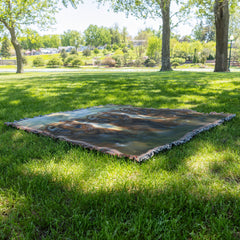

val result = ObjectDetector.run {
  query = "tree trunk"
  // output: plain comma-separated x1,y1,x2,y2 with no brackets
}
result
160,0,172,71
9,27,24,73
214,0,229,72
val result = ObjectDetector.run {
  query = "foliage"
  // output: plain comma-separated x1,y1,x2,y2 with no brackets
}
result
114,49,124,56
170,57,185,64
0,0,59,31
121,26,129,44
41,34,61,48
123,53,131,66
170,39,216,61
134,28,154,43
112,43,119,51
64,55,76,66
112,55,124,67
82,49,91,57
103,49,108,55
70,48,78,55
61,30,83,49
171,61,180,68
94,48,100,54
0,37,11,59
60,49,68,60
122,47,128,53
102,57,116,67
47,57,63,68
144,58,157,67
19,29,42,51
146,36,161,63
106,44,112,51
22,56,28,65
133,58,144,67
229,5,240,40
71,57,83,67
33,56,45,67
135,45,146,59
84,25,111,47
109,24,121,45
64,55,83,67
193,20,215,42
94,58,101,66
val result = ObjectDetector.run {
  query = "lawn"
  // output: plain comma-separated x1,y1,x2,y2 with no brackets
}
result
0,71,239,239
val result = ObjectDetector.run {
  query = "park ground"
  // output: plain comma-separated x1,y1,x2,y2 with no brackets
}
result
0,71,240,239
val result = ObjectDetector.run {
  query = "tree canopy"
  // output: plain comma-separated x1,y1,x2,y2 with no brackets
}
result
84,25,111,47
61,30,83,49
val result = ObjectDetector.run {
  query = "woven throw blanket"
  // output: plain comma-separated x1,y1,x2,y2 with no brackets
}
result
5,105,235,162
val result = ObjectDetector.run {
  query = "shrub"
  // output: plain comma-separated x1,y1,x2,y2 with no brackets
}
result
114,49,124,55
171,62,180,68
200,56,207,64
106,44,112,51
70,48,78,55
129,43,134,50
82,49,91,57
94,48,99,54
47,57,62,68
64,56,83,67
33,56,45,67
144,58,156,67
71,57,83,67
94,58,101,66
60,49,68,60
64,56,75,66
133,58,143,67
102,57,116,67
112,44,119,51
170,58,185,65
112,55,123,67
123,53,130,67
122,47,128,53
103,49,108,55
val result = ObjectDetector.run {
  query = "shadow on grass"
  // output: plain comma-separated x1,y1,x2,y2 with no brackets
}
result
1,144,240,239
0,71,240,239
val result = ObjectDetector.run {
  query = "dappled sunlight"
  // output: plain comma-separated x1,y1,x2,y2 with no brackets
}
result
0,193,12,222
0,71,239,239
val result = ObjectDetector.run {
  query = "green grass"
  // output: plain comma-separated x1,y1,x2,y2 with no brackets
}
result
0,71,239,239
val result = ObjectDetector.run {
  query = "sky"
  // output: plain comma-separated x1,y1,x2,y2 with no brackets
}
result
40,1,195,37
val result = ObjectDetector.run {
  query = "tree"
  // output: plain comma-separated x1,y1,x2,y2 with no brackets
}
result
134,28,154,45
109,24,121,45
188,0,239,72
61,30,83,49
40,34,61,48
0,0,82,73
193,21,215,42
146,36,162,63
96,0,177,71
84,25,111,47
159,0,172,71
121,27,129,44
214,0,229,71
1,36,11,59
20,29,42,51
